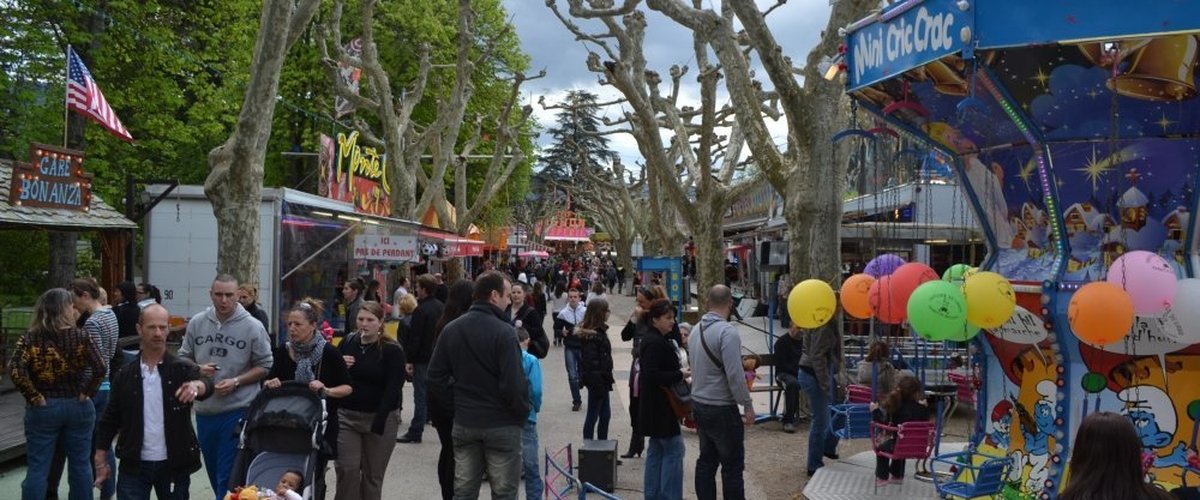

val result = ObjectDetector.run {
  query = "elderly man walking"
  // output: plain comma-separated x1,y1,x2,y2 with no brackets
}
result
94,304,211,499
689,285,755,500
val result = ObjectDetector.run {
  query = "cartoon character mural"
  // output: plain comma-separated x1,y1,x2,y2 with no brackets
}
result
980,293,1063,499
1118,385,1191,471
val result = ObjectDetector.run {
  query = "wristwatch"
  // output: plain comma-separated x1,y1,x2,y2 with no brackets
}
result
233,377,240,388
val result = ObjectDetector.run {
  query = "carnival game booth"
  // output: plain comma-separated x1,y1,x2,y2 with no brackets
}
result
835,1,1200,497
143,185,478,341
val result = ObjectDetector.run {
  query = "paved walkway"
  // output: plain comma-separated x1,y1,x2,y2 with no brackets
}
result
0,292,785,499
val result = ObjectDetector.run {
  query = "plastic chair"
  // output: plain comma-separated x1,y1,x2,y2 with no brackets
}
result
947,372,978,414
846,384,874,404
929,450,1012,499
871,420,936,493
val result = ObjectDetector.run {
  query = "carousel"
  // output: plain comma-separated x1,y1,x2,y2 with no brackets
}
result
795,1,1200,498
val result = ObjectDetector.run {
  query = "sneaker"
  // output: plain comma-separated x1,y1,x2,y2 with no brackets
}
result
572,403,581,411
889,476,904,485
875,478,890,488
396,434,421,444
782,422,797,433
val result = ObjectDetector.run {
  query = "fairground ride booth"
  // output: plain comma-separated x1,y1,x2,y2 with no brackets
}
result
842,0,1200,497
143,185,476,341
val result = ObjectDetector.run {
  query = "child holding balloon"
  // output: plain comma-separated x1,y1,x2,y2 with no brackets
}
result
870,374,930,486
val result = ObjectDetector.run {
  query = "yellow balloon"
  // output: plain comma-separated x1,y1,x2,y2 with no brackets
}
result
788,279,837,328
962,271,1017,329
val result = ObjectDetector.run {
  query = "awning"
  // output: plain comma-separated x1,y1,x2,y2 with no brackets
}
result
725,244,753,253
417,229,486,257
544,225,592,242
519,250,550,258
0,160,136,231
842,184,916,220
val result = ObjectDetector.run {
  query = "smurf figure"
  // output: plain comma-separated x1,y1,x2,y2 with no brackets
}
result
986,400,1014,449
1118,385,1191,469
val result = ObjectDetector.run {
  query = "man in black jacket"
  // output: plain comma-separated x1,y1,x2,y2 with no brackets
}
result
398,274,445,444
428,271,530,500
94,304,212,499
773,326,807,433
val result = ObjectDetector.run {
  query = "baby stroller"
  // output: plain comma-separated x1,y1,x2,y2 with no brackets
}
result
228,381,327,499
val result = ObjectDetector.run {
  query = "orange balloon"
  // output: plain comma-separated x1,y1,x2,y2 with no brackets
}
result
1068,281,1135,346
870,275,906,324
841,273,876,319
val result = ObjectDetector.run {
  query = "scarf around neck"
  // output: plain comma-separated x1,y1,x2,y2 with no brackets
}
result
289,333,327,383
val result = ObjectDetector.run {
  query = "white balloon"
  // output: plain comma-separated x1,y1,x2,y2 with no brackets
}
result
1168,279,1200,344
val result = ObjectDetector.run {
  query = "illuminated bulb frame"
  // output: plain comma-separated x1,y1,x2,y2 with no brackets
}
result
979,68,1072,496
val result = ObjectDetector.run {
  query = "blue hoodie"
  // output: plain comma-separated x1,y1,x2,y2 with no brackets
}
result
522,350,543,423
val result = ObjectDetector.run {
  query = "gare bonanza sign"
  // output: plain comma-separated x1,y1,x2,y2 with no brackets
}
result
848,0,964,90
8,144,93,211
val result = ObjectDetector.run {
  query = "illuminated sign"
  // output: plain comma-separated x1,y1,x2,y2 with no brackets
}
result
7,143,93,212
319,132,390,216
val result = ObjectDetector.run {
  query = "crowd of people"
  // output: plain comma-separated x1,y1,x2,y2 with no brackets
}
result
10,262,1172,500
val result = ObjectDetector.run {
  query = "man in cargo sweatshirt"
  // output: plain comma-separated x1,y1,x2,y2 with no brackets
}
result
689,285,755,500
178,274,274,499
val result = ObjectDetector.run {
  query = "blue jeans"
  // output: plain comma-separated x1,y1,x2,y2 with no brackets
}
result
692,403,745,500
407,363,429,438
644,434,685,500
583,388,611,440
521,421,542,500
116,460,190,500
93,389,117,499
776,373,803,424
564,347,582,406
798,370,840,473
451,423,523,500
197,407,246,500
23,397,95,500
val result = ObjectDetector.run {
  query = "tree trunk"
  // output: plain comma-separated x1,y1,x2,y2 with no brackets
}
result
204,0,317,282
445,257,465,282
692,204,724,311
48,232,78,287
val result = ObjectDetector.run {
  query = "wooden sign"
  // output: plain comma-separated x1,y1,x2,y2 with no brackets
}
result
8,143,93,212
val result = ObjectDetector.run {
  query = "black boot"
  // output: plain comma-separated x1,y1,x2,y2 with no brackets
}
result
620,436,644,458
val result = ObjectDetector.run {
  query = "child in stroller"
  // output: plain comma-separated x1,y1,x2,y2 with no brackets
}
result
225,470,303,500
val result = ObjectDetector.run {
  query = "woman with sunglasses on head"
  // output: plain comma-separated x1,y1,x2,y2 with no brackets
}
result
11,288,106,500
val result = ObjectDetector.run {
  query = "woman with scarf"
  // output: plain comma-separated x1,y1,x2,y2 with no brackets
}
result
265,298,353,465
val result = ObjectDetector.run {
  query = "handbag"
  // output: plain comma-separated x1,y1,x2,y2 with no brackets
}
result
662,379,693,419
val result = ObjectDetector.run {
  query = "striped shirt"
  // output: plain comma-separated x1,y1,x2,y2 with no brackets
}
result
83,308,119,373
9,327,106,403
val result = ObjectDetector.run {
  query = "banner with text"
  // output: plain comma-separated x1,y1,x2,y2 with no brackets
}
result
353,235,417,261
847,0,968,90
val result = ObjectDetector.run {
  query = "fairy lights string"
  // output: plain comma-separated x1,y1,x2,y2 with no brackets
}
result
978,68,1071,500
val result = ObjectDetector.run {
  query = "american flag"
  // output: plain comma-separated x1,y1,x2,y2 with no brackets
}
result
66,46,133,142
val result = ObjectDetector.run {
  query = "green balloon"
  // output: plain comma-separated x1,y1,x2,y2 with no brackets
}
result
1081,372,1107,394
908,280,968,341
944,322,982,342
1188,400,1200,421
942,263,972,284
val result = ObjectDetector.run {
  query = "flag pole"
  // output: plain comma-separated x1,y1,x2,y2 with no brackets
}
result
63,45,70,148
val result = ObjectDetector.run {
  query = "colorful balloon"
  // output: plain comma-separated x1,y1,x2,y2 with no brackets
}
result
788,279,837,329
869,275,906,324
1107,250,1177,316
1069,281,1134,346
1168,279,1200,344
841,273,876,319
963,271,1017,329
907,280,968,341
942,263,972,284
864,253,906,278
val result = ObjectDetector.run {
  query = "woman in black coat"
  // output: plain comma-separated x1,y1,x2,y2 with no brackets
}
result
578,299,614,440
620,286,665,458
511,283,549,358
638,299,687,500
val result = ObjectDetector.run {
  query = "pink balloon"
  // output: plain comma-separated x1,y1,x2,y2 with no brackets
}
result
1106,250,1177,316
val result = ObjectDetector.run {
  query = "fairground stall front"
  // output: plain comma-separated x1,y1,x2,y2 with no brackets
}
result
839,1,1200,497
